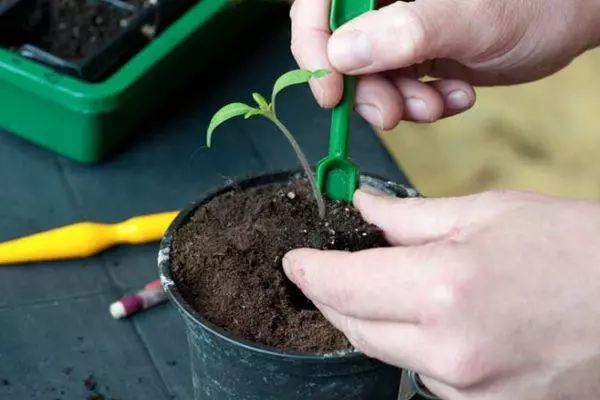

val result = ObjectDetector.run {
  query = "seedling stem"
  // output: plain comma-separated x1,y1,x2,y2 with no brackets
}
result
206,69,331,218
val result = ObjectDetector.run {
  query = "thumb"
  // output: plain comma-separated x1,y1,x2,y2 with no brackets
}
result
328,0,475,74
353,189,470,246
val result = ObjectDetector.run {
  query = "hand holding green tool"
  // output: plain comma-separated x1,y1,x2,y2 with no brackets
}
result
316,0,376,203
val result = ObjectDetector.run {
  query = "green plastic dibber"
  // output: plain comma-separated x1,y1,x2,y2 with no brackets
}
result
316,0,376,203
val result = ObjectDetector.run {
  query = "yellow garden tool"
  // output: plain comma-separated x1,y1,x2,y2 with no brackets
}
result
0,211,178,265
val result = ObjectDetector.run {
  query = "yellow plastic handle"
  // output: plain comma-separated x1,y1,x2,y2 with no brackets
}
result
114,212,179,244
0,211,178,265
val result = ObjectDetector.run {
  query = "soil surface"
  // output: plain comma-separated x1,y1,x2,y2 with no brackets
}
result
172,178,390,353
29,0,147,60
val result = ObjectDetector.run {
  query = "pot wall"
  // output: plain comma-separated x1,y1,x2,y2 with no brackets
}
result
159,170,420,400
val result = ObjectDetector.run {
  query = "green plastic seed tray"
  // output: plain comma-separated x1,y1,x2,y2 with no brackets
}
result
0,0,276,162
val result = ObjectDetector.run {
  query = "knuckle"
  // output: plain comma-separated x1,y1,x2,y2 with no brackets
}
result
464,190,514,214
474,189,538,210
422,264,479,324
430,343,490,388
388,3,430,63
479,189,519,202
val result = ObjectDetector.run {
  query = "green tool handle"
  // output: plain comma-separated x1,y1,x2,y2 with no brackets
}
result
329,75,356,159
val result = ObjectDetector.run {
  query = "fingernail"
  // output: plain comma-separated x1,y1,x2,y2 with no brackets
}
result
310,79,326,107
358,185,390,198
406,97,432,122
356,103,383,129
282,254,295,282
446,90,471,110
329,30,372,71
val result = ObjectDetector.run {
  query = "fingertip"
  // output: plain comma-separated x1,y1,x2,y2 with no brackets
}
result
428,79,476,117
310,72,343,108
445,87,476,113
282,248,322,285
355,75,403,129
353,188,380,211
390,76,444,123
353,189,373,212
354,190,453,246
309,80,327,108
289,0,342,108
352,189,364,209
353,189,396,227
328,28,374,74
355,103,384,128
354,187,394,204
282,248,303,284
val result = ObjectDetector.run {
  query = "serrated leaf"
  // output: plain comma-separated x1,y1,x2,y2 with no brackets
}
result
206,103,256,147
271,69,332,104
252,93,270,110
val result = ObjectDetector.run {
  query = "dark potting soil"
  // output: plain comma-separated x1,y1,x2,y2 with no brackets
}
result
172,179,389,353
27,0,148,60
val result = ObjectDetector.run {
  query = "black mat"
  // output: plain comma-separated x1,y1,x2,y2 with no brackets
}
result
0,11,412,400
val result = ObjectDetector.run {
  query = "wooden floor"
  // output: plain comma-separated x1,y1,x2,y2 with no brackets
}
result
379,50,600,200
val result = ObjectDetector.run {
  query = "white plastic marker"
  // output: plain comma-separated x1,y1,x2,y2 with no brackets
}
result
110,280,166,319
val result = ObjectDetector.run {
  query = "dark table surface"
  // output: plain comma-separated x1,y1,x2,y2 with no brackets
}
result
0,14,412,400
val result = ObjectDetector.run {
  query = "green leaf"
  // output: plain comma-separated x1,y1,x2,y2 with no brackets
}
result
311,69,332,79
206,103,256,147
252,93,270,110
244,109,262,119
271,69,332,104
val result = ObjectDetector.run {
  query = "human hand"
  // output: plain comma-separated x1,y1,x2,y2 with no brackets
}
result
283,189,600,400
290,0,600,128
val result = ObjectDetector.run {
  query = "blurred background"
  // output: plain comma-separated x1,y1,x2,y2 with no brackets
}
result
379,50,600,200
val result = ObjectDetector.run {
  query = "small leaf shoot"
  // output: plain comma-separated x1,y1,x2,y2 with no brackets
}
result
206,69,331,218
252,93,270,111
